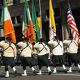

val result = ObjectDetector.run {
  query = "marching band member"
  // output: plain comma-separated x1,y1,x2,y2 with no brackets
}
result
34,38,52,75
48,36,67,73
17,37,36,76
63,36,80,72
0,37,17,78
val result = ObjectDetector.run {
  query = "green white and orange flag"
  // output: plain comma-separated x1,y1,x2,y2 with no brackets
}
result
1,1,16,43
22,0,35,43
49,0,56,40
22,0,28,38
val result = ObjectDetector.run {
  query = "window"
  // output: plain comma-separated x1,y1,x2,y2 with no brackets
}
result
20,0,24,3
6,0,13,6
13,0,30,4
20,0,30,3
13,0,20,4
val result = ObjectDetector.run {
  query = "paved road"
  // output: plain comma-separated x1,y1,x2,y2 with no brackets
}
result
0,66,80,80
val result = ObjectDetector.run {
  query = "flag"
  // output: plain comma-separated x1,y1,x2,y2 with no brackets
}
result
36,17,41,29
31,0,36,27
36,17,41,41
31,0,40,42
1,1,16,43
22,0,35,43
49,0,56,40
39,0,42,38
22,0,28,37
67,2,80,43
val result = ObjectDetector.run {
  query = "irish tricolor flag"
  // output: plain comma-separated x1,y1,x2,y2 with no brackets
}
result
1,1,16,43
22,0,35,43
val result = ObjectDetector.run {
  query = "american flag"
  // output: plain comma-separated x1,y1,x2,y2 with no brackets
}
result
67,2,80,43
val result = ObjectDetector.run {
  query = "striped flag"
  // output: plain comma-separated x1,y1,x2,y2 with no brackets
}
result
31,0,40,42
22,0,35,43
1,1,16,43
22,0,28,37
67,2,80,43
49,0,56,40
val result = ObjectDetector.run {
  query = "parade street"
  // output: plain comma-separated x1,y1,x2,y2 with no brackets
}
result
0,66,80,80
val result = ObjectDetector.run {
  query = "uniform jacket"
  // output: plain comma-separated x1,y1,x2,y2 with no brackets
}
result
63,40,78,54
34,42,50,56
48,40,64,55
0,41,17,57
17,41,32,57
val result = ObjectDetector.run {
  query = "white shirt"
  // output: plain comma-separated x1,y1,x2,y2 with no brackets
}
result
34,42,50,56
48,40,64,55
63,40,78,53
0,41,17,57
17,41,32,57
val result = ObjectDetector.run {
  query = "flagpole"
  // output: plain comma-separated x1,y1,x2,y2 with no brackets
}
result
39,0,42,38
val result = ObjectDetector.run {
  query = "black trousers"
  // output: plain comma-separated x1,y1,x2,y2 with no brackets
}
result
67,53,79,66
52,55,65,67
38,54,50,69
2,57,16,71
20,56,37,70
